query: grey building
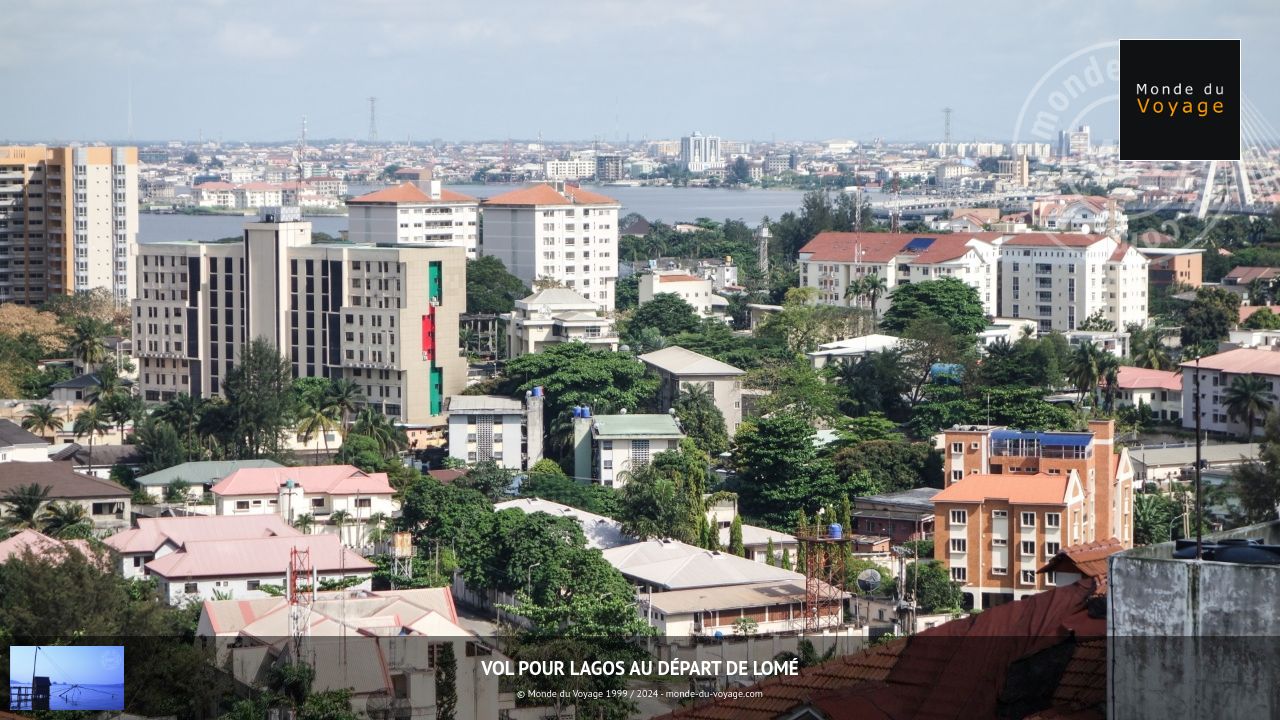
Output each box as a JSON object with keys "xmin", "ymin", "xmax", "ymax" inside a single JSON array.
[
  {"xmin": 445, "ymin": 392, "xmax": 544, "ymax": 470},
  {"xmin": 638, "ymin": 346, "xmax": 745, "ymax": 435}
]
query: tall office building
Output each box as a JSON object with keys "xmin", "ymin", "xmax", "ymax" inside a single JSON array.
[
  {"xmin": 1058, "ymin": 126, "xmax": 1091, "ymax": 158},
  {"xmin": 0, "ymin": 146, "xmax": 137, "ymax": 305},
  {"xmin": 480, "ymin": 183, "xmax": 620, "ymax": 311},
  {"xmin": 679, "ymin": 132, "xmax": 724, "ymax": 172},
  {"xmin": 133, "ymin": 207, "xmax": 465, "ymax": 431}
]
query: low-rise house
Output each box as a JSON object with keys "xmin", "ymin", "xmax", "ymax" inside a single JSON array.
[
  {"xmin": 494, "ymin": 497, "xmax": 632, "ymax": 550},
  {"xmin": 445, "ymin": 392, "xmax": 544, "ymax": 470},
  {"xmin": 1064, "ymin": 329, "xmax": 1130, "ymax": 358},
  {"xmin": 1112, "ymin": 366, "xmax": 1182, "ymax": 421},
  {"xmin": 0, "ymin": 462, "xmax": 131, "ymax": 534},
  {"xmin": 47, "ymin": 443, "xmax": 142, "ymax": 479},
  {"xmin": 717, "ymin": 523, "xmax": 798, "ymax": 564},
  {"xmin": 851, "ymin": 487, "xmax": 939, "ymax": 543},
  {"xmin": 571, "ymin": 411, "xmax": 685, "ymax": 487},
  {"xmin": 639, "ymin": 346, "xmax": 745, "ymax": 434},
  {"xmin": 211, "ymin": 464, "xmax": 397, "ymax": 545},
  {"xmin": 105, "ymin": 514, "xmax": 302, "ymax": 579},
  {"xmin": 133, "ymin": 459, "xmax": 284, "ymax": 501},
  {"xmin": 638, "ymin": 270, "xmax": 728, "ymax": 320},
  {"xmin": 504, "ymin": 288, "xmax": 619, "ymax": 359},
  {"xmin": 197, "ymin": 588, "xmax": 511, "ymax": 720},
  {"xmin": 144, "ymin": 532, "xmax": 373, "ymax": 604},
  {"xmin": 932, "ymin": 470, "xmax": 1087, "ymax": 609},
  {"xmin": 1128, "ymin": 442, "xmax": 1259, "ymax": 490},
  {"xmin": 0, "ymin": 528, "xmax": 101, "ymax": 566},
  {"xmin": 1180, "ymin": 348, "xmax": 1280, "ymax": 438},
  {"xmin": 48, "ymin": 373, "xmax": 133, "ymax": 403},
  {"xmin": 0, "ymin": 420, "xmax": 51, "ymax": 463},
  {"xmin": 806, "ymin": 334, "xmax": 903, "ymax": 369}
]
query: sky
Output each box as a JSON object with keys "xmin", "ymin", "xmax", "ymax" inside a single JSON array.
[
  {"xmin": 2, "ymin": 0, "xmax": 1278, "ymax": 144},
  {"xmin": 9, "ymin": 645, "xmax": 125, "ymax": 686}
]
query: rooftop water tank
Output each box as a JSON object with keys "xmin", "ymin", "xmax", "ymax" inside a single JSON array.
[{"xmin": 828, "ymin": 523, "xmax": 844, "ymax": 539}]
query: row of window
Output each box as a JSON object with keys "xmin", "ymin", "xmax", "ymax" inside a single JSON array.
[
  {"xmin": 949, "ymin": 509, "xmax": 1061, "ymax": 528},
  {"xmin": 950, "ymin": 538, "xmax": 1062, "ymax": 557},
  {"xmin": 950, "ymin": 567, "xmax": 1049, "ymax": 584}
]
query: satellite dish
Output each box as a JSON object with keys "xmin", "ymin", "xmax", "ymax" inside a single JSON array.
[{"xmin": 857, "ymin": 568, "xmax": 882, "ymax": 593}]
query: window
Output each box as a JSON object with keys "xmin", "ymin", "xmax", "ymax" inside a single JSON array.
[
  {"xmin": 949, "ymin": 538, "xmax": 967, "ymax": 553},
  {"xmin": 950, "ymin": 566, "xmax": 967, "ymax": 582},
  {"xmin": 950, "ymin": 469, "xmax": 963, "ymax": 482},
  {"xmin": 1021, "ymin": 512, "xmax": 1036, "ymax": 527},
  {"xmin": 950, "ymin": 442, "xmax": 963, "ymax": 453},
  {"xmin": 184, "ymin": 583, "xmax": 198, "ymax": 594},
  {"xmin": 1045, "ymin": 541, "xmax": 1061, "ymax": 557},
  {"xmin": 311, "ymin": 498, "xmax": 324, "ymax": 508},
  {"xmin": 602, "ymin": 440, "xmax": 613, "ymax": 450},
  {"xmin": 1021, "ymin": 540, "xmax": 1036, "ymax": 556},
  {"xmin": 356, "ymin": 498, "xmax": 372, "ymax": 508},
  {"xmin": 247, "ymin": 580, "xmax": 260, "ymax": 591},
  {"xmin": 1021, "ymin": 570, "xmax": 1037, "ymax": 585},
  {"xmin": 603, "ymin": 459, "xmax": 613, "ymax": 470},
  {"xmin": 992, "ymin": 538, "xmax": 1007, "ymax": 546},
  {"xmin": 235, "ymin": 500, "xmax": 250, "ymax": 511},
  {"xmin": 992, "ymin": 566, "xmax": 1007, "ymax": 575},
  {"xmin": 992, "ymin": 510, "xmax": 1008, "ymax": 519},
  {"xmin": 1046, "ymin": 513, "xmax": 1061, "ymax": 528},
  {"xmin": 132, "ymin": 556, "xmax": 143, "ymax": 568},
  {"xmin": 949, "ymin": 509, "xmax": 967, "ymax": 525}
]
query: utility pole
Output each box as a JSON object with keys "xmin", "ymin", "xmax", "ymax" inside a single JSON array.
[{"xmin": 1194, "ymin": 357, "xmax": 1203, "ymax": 560}]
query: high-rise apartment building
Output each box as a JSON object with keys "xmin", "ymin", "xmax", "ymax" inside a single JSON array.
[
  {"xmin": 480, "ymin": 183, "xmax": 620, "ymax": 311},
  {"xmin": 132, "ymin": 208, "xmax": 465, "ymax": 431},
  {"xmin": 996, "ymin": 233, "xmax": 1147, "ymax": 332},
  {"xmin": 1059, "ymin": 125, "xmax": 1091, "ymax": 157},
  {"xmin": 933, "ymin": 419, "xmax": 1134, "ymax": 608},
  {"xmin": 346, "ymin": 181, "xmax": 479, "ymax": 258},
  {"xmin": 0, "ymin": 146, "xmax": 137, "ymax": 305},
  {"xmin": 595, "ymin": 154, "xmax": 624, "ymax": 182},
  {"xmin": 679, "ymin": 132, "xmax": 724, "ymax": 172}
]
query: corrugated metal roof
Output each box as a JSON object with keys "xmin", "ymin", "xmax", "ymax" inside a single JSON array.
[{"xmin": 590, "ymin": 414, "xmax": 684, "ymax": 439}]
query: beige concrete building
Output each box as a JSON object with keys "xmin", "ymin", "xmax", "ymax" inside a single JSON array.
[
  {"xmin": 638, "ymin": 345, "xmax": 745, "ymax": 434},
  {"xmin": 133, "ymin": 207, "xmax": 465, "ymax": 430},
  {"xmin": 638, "ymin": 270, "xmax": 728, "ymax": 320},
  {"xmin": 347, "ymin": 181, "xmax": 480, "ymax": 258},
  {"xmin": 996, "ymin": 233, "xmax": 1148, "ymax": 332},
  {"xmin": 0, "ymin": 145, "xmax": 137, "ymax": 305},
  {"xmin": 480, "ymin": 183, "xmax": 621, "ymax": 310},
  {"xmin": 503, "ymin": 287, "xmax": 618, "ymax": 358}
]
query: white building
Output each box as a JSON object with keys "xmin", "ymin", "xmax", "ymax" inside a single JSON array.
[
  {"xmin": 1181, "ymin": 348, "xmax": 1280, "ymax": 438},
  {"xmin": 1030, "ymin": 195, "xmax": 1127, "ymax": 236},
  {"xmin": 571, "ymin": 411, "xmax": 685, "ymax": 488},
  {"xmin": 503, "ymin": 287, "xmax": 618, "ymax": 359},
  {"xmin": 0, "ymin": 420, "xmax": 52, "ymax": 463},
  {"xmin": 996, "ymin": 233, "xmax": 1148, "ymax": 333},
  {"xmin": 679, "ymin": 132, "xmax": 724, "ymax": 172},
  {"xmin": 798, "ymin": 232, "xmax": 1000, "ymax": 317},
  {"xmin": 210, "ymin": 464, "xmax": 397, "ymax": 544},
  {"xmin": 544, "ymin": 157, "xmax": 597, "ymax": 181},
  {"xmin": 638, "ymin": 270, "xmax": 728, "ymax": 320},
  {"xmin": 105, "ymin": 514, "xmax": 302, "ymax": 580},
  {"xmin": 445, "ymin": 393, "xmax": 544, "ymax": 470},
  {"xmin": 132, "ymin": 207, "xmax": 467, "ymax": 430},
  {"xmin": 638, "ymin": 345, "xmax": 745, "ymax": 434},
  {"xmin": 806, "ymin": 334, "xmax": 904, "ymax": 369},
  {"xmin": 1113, "ymin": 366, "xmax": 1182, "ymax": 421},
  {"xmin": 347, "ymin": 181, "xmax": 480, "ymax": 258},
  {"xmin": 480, "ymin": 182, "xmax": 621, "ymax": 310}
]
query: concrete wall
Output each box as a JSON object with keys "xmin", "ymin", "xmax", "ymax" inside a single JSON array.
[{"xmin": 1109, "ymin": 522, "xmax": 1280, "ymax": 719}]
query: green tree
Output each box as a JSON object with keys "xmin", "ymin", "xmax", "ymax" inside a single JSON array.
[
  {"xmin": 904, "ymin": 560, "xmax": 963, "ymax": 613},
  {"xmin": 833, "ymin": 440, "xmax": 943, "ymax": 493},
  {"xmin": 1127, "ymin": 323, "xmax": 1175, "ymax": 370},
  {"xmin": 68, "ymin": 317, "xmax": 109, "ymax": 370},
  {"xmin": 749, "ymin": 358, "xmax": 843, "ymax": 421},
  {"xmin": 1068, "ymin": 342, "xmax": 1110, "ymax": 406},
  {"xmin": 1243, "ymin": 307, "xmax": 1280, "ymax": 330},
  {"xmin": 435, "ymin": 642, "xmax": 458, "ymax": 720},
  {"xmin": 154, "ymin": 393, "xmax": 204, "ymax": 460},
  {"xmin": 20, "ymin": 403, "xmax": 63, "ymax": 441},
  {"xmin": 1077, "ymin": 310, "xmax": 1116, "ymax": 331},
  {"xmin": 1229, "ymin": 412, "xmax": 1280, "ymax": 524},
  {"xmin": 163, "ymin": 478, "xmax": 192, "ymax": 503},
  {"xmin": 293, "ymin": 513, "xmax": 315, "ymax": 534},
  {"xmin": 299, "ymin": 689, "xmax": 358, "ymax": 720},
  {"xmin": 728, "ymin": 515, "xmax": 745, "ymax": 556},
  {"xmin": 519, "ymin": 459, "xmax": 619, "ymax": 516},
  {"xmin": 1223, "ymin": 374, "xmax": 1275, "ymax": 438},
  {"xmin": 732, "ymin": 413, "xmax": 841, "ymax": 528},
  {"xmin": 756, "ymin": 287, "xmax": 866, "ymax": 354},
  {"xmin": 1180, "ymin": 286, "xmax": 1241, "ymax": 355},
  {"xmin": 880, "ymin": 277, "xmax": 987, "ymax": 336},
  {"xmin": 1133, "ymin": 491, "xmax": 1181, "ymax": 545},
  {"xmin": 397, "ymin": 476, "xmax": 491, "ymax": 544},
  {"xmin": 457, "ymin": 459, "xmax": 513, "ymax": 500},
  {"xmin": 72, "ymin": 404, "xmax": 110, "ymax": 470},
  {"xmin": 898, "ymin": 316, "xmax": 974, "ymax": 406},
  {"xmin": 466, "ymin": 255, "xmax": 530, "ymax": 314},
  {"xmin": 837, "ymin": 349, "xmax": 911, "ymax": 420},
  {"xmin": 674, "ymin": 382, "xmax": 729, "ymax": 457},
  {"xmin": 616, "ymin": 445, "xmax": 705, "ymax": 543},
  {"xmin": 135, "ymin": 419, "xmax": 187, "ymax": 475},
  {"xmin": 324, "ymin": 379, "xmax": 364, "ymax": 436},
  {"xmin": 350, "ymin": 406, "xmax": 408, "ymax": 455},
  {"xmin": 615, "ymin": 274, "xmax": 640, "ymax": 311},
  {"xmin": 334, "ymin": 432, "xmax": 387, "ymax": 472},
  {"xmin": 223, "ymin": 338, "xmax": 295, "ymax": 458},
  {"xmin": 626, "ymin": 292, "xmax": 701, "ymax": 341}
]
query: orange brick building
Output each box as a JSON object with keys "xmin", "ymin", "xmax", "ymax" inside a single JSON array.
[{"xmin": 932, "ymin": 420, "xmax": 1133, "ymax": 609}]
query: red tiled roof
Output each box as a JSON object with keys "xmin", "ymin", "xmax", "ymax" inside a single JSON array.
[
  {"xmin": 1109, "ymin": 243, "xmax": 1137, "ymax": 262},
  {"xmin": 1038, "ymin": 537, "xmax": 1124, "ymax": 596},
  {"xmin": 481, "ymin": 183, "xmax": 618, "ymax": 206},
  {"xmin": 798, "ymin": 232, "xmax": 998, "ymax": 265},
  {"xmin": 1223, "ymin": 266, "xmax": 1280, "ymax": 284},
  {"xmin": 1115, "ymin": 366, "xmax": 1181, "ymax": 392},
  {"xmin": 1239, "ymin": 305, "xmax": 1273, "ymax": 323},
  {"xmin": 348, "ymin": 182, "xmax": 476, "ymax": 204},
  {"xmin": 1179, "ymin": 347, "xmax": 1280, "ymax": 376},
  {"xmin": 933, "ymin": 472, "xmax": 1072, "ymax": 505}
]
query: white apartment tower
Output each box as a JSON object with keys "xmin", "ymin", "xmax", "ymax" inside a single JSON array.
[
  {"xmin": 680, "ymin": 132, "xmax": 724, "ymax": 172},
  {"xmin": 346, "ymin": 181, "xmax": 480, "ymax": 258},
  {"xmin": 133, "ymin": 208, "xmax": 466, "ymax": 429},
  {"xmin": 996, "ymin": 234, "xmax": 1148, "ymax": 333},
  {"xmin": 0, "ymin": 146, "xmax": 137, "ymax": 305},
  {"xmin": 480, "ymin": 183, "xmax": 621, "ymax": 311}
]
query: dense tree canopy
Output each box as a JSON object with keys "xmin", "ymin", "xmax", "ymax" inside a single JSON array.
[
  {"xmin": 625, "ymin": 293, "xmax": 701, "ymax": 342},
  {"xmin": 731, "ymin": 412, "xmax": 842, "ymax": 528},
  {"xmin": 880, "ymin": 278, "xmax": 988, "ymax": 336},
  {"xmin": 466, "ymin": 256, "xmax": 529, "ymax": 314}
]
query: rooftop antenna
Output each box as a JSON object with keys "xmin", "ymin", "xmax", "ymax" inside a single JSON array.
[
  {"xmin": 890, "ymin": 172, "xmax": 902, "ymax": 233},
  {"xmin": 287, "ymin": 546, "xmax": 317, "ymax": 664},
  {"xmin": 367, "ymin": 96, "xmax": 378, "ymax": 143}
]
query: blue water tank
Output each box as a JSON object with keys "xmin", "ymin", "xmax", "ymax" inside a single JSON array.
[
  {"xmin": 532, "ymin": 386, "xmax": 543, "ymax": 397},
  {"xmin": 572, "ymin": 406, "xmax": 582, "ymax": 418},
  {"xmin": 582, "ymin": 406, "xmax": 592, "ymax": 418},
  {"xmin": 828, "ymin": 523, "xmax": 844, "ymax": 539}
]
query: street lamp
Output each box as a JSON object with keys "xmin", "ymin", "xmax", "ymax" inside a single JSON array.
[{"xmin": 525, "ymin": 562, "xmax": 542, "ymax": 593}]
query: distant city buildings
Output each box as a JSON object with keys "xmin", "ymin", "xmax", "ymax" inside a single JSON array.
[
  {"xmin": 1059, "ymin": 125, "xmax": 1092, "ymax": 157},
  {"xmin": 679, "ymin": 132, "xmax": 724, "ymax": 172},
  {"xmin": 0, "ymin": 145, "xmax": 137, "ymax": 305},
  {"xmin": 132, "ymin": 208, "xmax": 466, "ymax": 431},
  {"xmin": 480, "ymin": 182, "xmax": 621, "ymax": 310}
]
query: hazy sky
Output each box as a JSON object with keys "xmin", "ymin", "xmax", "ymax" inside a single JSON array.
[
  {"xmin": 2, "ymin": 0, "xmax": 1277, "ymax": 144},
  {"xmin": 9, "ymin": 645, "xmax": 125, "ymax": 685}
]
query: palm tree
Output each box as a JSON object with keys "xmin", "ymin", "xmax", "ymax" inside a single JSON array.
[
  {"xmin": 329, "ymin": 510, "xmax": 351, "ymax": 545},
  {"xmin": 293, "ymin": 513, "xmax": 315, "ymax": 535},
  {"xmin": 86, "ymin": 362, "xmax": 122, "ymax": 405},
  {"xmin": 296, "ymin": 401, "xmax": 340, "ymax": 461},
  {"xmin": 352, "ymin": 407, "xmax": 407, "ymax": 455},
  {"xmin": 843, "ymin": 276, "xmax": 866, "ymax": 309},
  {"xmin": 1101, "ymin": 358, "xmax": 1121, "ymax": 412},
  {"xmin": 1128, "ymin": 323, "xmax": 1174, "ymax": 371},
  {"xmin": 98, "ymin": 391, "xmax": 141, "ymax": 441},
  {"xmin": 0, "ymin": 483, "xmax": 51, "ymax": 534},
  {"xmin": 861, "ymin": 273, "xmax": 888, "ymax": 323},
  {"xmin": 155, "ymin": 393, "xmax": 203, "ymax": 460},
  {"xmin": 39, "ymin": 501, "xmax": 92, "ymax": 539},
  {"xmin": 72, "ymin": 405, "xmax": 110, "ymax": 471},
  {"xmin": 21, "ymin": 404, "xmax": 63, "ymax": 441},
  {"xmin": 324, "ymin": 379, "xmax": 364, "ymax": 436},
  {"xmin": 68, "ymin": 319, "xmax": 109, "ymax": 373},
  {"xmin": 1068, "ymin": 342, "xmax": 1107, "ymax": 406},
  {"xmin": 1223, "ymin": 375, "xmax": 1275, "ymax": 438},
  {"xmin": 365, "ymin": 512, "xmax": 388, "ymax": 547}
]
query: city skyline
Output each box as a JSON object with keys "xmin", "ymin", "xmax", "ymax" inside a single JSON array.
[{"xmin": 3, "ymin": 0, "xmax": 1278, "ymax": 144}]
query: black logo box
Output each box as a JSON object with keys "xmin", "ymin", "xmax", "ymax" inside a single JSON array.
[{"xmin": 1119, "ymin": 39, "xmax": 1240, "ymax": 161}]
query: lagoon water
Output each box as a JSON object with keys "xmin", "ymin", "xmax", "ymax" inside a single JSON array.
[
  {"xmin": 139, "ymin": 184, "xmax": 818, "ymax": 244},
  {"xmin": 9, "ymin": 681, "xmax": 125, "ymax": 711}
]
